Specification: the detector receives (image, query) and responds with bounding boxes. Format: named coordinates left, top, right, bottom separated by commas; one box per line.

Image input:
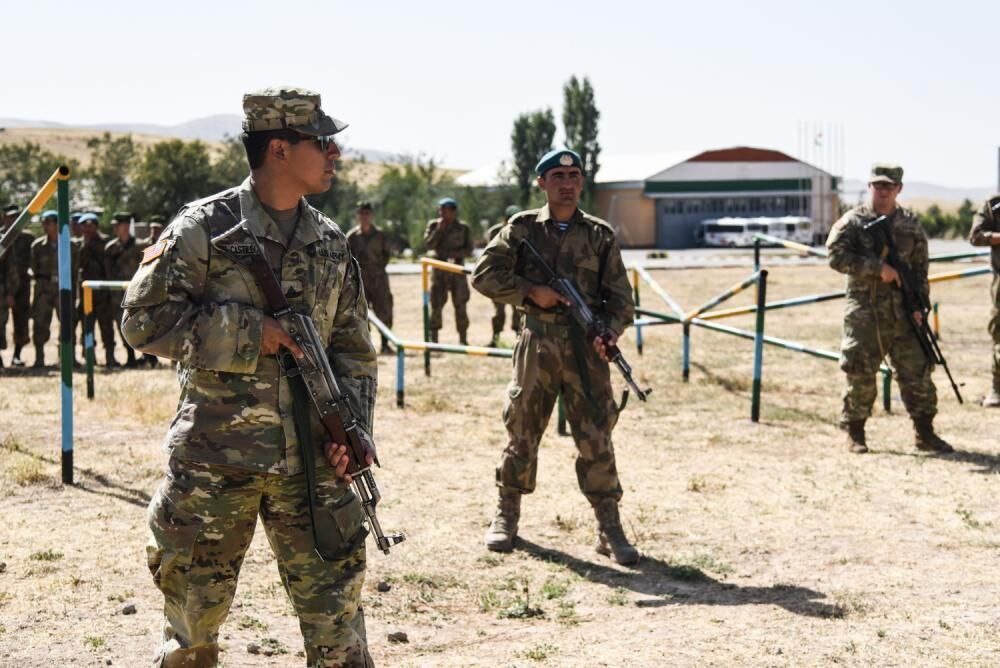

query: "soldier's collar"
left=535, top=204, right=581, bottom=225
left=240, top=177, right=324, bottom=250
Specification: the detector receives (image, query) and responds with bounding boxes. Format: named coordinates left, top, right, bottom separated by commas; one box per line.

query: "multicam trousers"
left=839, top=294, right=937, bottom=423
left=147, top=457, right=372, bottom=668
left=496, top=319, right=623, bottom=505
left=429, top=270, right=469, bottom=335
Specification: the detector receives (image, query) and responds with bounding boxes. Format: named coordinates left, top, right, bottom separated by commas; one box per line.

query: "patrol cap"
left=41, top=209, right=58, bottom=221
left=79, top=213, right=99, bottom=224
left=356, top=200, right=374, bottom=211
left=3, top=204, right=19, bottom=216
left=242, top=86, right=348, bottom=137
left=535, top=148, right=583, bottom=176
left=504, top=205, right=520, bottom=218
left=438, top=197, right=458, bottom=209
left=112, top=211, right=134, bottom=224
left=149, top=214, right=166, bottom=224
left=870, top=164, right=903, bottom=185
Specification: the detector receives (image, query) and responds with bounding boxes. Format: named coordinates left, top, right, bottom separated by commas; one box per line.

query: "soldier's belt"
left=524, top=315, right=574, bottom=337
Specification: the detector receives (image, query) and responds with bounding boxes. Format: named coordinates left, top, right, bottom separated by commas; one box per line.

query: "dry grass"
left=0, top=261, right=997, bottom=666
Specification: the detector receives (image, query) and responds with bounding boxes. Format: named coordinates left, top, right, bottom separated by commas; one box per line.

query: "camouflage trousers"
left=11, top=282, right=30, bottom=347
left=361, top=270, right=393, bottom=329
left=491, top=302, right=522, bottom=337
left=497, top=320, right=623, bottom=505
left=32, top=281, right=73, bottom=346
left=989, top=274, right=1000, bottom=392
left=429, top=270, right=469, bottom=335
left=839, top=295, right=937, bottom=423
left=147, top=457, right=372, bottom=668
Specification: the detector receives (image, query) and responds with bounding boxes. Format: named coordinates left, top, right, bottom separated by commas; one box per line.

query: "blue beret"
left=41, top=209, right=58, bottom=220
left=438, top=197, right=458, bottom=208
left=70, top=212, right=82, bottom=222
left=79, top=213, right=99, bottom=224
left=535, top=148, right=583, bottom=176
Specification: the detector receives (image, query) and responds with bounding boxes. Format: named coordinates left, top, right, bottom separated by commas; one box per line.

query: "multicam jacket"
left=826, top=204, right=930, bottom=304
left=472, top=204, right=634, bottom=336
left=969, top=195, right=1000, bottom=274
left=423, top=218, right=472, bottom=263
left=121, top=177, right=376, bottom=475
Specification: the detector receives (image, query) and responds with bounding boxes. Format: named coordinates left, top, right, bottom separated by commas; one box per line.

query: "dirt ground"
left=0, top=259, right=997, bottom=667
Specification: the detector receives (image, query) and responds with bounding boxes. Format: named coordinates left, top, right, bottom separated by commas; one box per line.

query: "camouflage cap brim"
left=869, top=174, right=898, bottom=184
left=290, top=110, right=348, bottom=137
left=242, top=110, right=348, bottom=136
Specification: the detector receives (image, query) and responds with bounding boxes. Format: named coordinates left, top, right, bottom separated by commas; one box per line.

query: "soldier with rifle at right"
left=827, top=164, right=955, bottom=454
left=473, top=148, right=647, bottom=565
left=968, top=195, right=1000, bottom=407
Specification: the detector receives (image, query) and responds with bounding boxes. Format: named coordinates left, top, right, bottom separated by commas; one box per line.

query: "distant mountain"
left=0, top=115, right=399, bottom=163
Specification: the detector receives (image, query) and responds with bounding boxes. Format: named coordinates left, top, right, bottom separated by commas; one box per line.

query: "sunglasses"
left=297, top=134, right=339, bottom=152
left=869, top=181, right=898, bottom=191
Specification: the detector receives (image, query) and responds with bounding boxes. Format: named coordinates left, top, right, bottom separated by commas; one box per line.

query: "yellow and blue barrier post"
left=750, top=270, right=768, bottom=422
left=0, top=166, right=70, bottom=259
left=81, top=280, right=130, bottom=399
left=56, top=169, right=73, bottom=484
left=421, top=262, right=431, bottom=376
left=631, top=268, right=643, bottom=355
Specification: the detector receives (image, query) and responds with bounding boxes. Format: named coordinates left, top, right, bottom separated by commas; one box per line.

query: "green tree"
left=305, top=145, right=364, bottom=231
left=372, top=156, right=454, bottom=251
left=562, top=75, right=601, bottom=208
left=510, top=109, right=556, bottom=208
left=0, top=140, right=82, bottom=209
left=956, top=198, right=975, bottom=237
left=85, top=132, right=139, bottom=218
left=209, top=135, right=250, bottom=192
left=129, top=140, right=215, bottom=218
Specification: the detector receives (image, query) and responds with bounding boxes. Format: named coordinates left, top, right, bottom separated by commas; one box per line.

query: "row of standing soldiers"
left=346, top=199, right=523, bottom=352
left=0, top=206, right=164, bottom=368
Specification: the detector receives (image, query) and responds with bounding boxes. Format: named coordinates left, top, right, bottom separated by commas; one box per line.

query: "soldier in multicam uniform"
left=827, top=164, right=953, bottom=454
left=3, top=204, right=35, bottom=366
left=485, top=205, right=523, bottom=347
left=29, top=210, right=80, bottom=368
left=122, top=87, right=377, bottom=668
left=346, top=201, right=394, bottom=353
left=105, top=212, right=147, bottom=367
left=969, top=196, right=1000, bottom=407
left=423, top=197, right=472, bottom=344
left=78, top=213, right=117, bottom=366
left=472, top=148, right=640, bottom=565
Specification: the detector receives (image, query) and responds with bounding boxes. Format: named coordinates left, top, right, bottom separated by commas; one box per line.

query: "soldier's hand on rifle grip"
left=323, top=442, right=374, bottom=484
left=527, top=285, right=570, bottom=309
left=262, top=317, right=304, bottom=359
left=593, top=331, right=618, bottom=363
left=913, top=311, right=924, bottom=327
left=879, top=262, right=902, bottom=287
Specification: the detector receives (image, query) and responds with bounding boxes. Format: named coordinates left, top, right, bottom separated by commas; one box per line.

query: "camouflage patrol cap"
left=536, top=148, right=583, bottom=176
left=112, top=211, right=134, bottom=224
left=504, top=205, right=520, bottom=218
left=149, top=214, right=166, bottom=224
left=2, top=204, right=19, bottom=216
left=242, top=86, right=348, bottom=137
left=870, top=164, right=903, bottom=185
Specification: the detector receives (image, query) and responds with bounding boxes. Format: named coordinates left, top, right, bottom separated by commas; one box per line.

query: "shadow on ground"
left=517, top=538, right=844, bottom=619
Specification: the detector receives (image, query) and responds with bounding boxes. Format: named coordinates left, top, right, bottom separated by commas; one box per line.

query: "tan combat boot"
left=844, top=420, right=868, bottom=454
left=484, top=490, right=521, bottom=552
left=593, top=499, right=640, bottom=565
left=982, top=388, right=1000, bottom=408
left=913, top=417, right=954, bottom=453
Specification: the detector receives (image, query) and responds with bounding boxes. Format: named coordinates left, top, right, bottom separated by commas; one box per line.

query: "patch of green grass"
left=497, top=578, right=544, bottom=620
left=606, top=587, right=629, bottom=606
left=553, top=515, right=580, bottom=532
left=555, top=600, right=580, bottom=626
left=84, top=635, right=105, bottom=649
left=956, top=507, right=991, bottom=530
left=477, top=554, right=502, bottom=568
left=107, top=589, right=135, bottom=603
left=238, top=615, right=269, bottom=632
left=0, top=592, right=11, bottom=608
left=260, top=637, right=288, bottom=655
left=29, top=549, right=63, bottom=562
left=687, top=475, right=708, bottom=493
left=519, top=643, right=557, bottom=661
left=541, top=577, right=570, bottom=600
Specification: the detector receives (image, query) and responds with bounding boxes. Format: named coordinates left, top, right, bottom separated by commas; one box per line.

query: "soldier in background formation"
left=0, top=212, right=17, bottom=368
left=347, top=201, right=394, bottom=353
left=969, top=195, right=1000, bottom=407
left=147, top=214, right=165, bottom=243
left=485, top=204, right=523, bottom=347
left=473, top=148, right=640, bottom=565
left=423, top=197, right=472, bottom=344
left=78, top=213, right=117, bottom=367
left=3, top=204, right=34, bottom=366
left=105, top=211, right=152, bottom=368
left=827, top=164, right=953, bottom=454
left=29, top=210, right=80, bottom=368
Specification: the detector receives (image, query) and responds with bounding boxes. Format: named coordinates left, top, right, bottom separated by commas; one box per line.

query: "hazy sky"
left=4, top=1, right=998, bottom=186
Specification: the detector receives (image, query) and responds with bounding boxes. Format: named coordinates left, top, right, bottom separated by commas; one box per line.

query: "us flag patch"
left=141, top=238, right=174, bottom=264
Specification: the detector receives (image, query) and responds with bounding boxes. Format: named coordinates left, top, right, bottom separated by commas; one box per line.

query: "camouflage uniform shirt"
left=121, top=177, right=376, bottom=475
left=424, top=218, right=472, bottom=263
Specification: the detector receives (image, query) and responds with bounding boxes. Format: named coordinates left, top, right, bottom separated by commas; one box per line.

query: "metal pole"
left=932, top=302, right=940, bottom=339
left=882, top=369, right=892, bottom=413
left=84, top=285, right=95, bottom=399
left=422, top=263, right=431, bottom=377
left=751, top=270, right=768, bottom=422
left=682, top=322, right=691, bottom=382
left=632, top=267, right=643, bottom=355
left=57, top=175, right=73, bottom=485
left=753, top=238, right=761, bottom=272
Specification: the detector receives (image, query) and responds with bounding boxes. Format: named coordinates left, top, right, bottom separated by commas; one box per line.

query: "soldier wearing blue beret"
left=423, top=196, right=473, bottom=344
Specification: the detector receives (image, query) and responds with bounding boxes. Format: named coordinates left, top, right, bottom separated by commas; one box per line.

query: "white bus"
left=696, top=216, right=814, bottom=248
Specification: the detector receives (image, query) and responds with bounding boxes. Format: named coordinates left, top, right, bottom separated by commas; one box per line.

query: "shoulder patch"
left=141, top=238, right=175, bottom=264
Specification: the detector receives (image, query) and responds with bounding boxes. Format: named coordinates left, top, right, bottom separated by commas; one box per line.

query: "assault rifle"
left=214, top=223, right=405, bottom=555
left=519, top=239, right=651, bottom=403
left=863, top=215, right=963, bottom=403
